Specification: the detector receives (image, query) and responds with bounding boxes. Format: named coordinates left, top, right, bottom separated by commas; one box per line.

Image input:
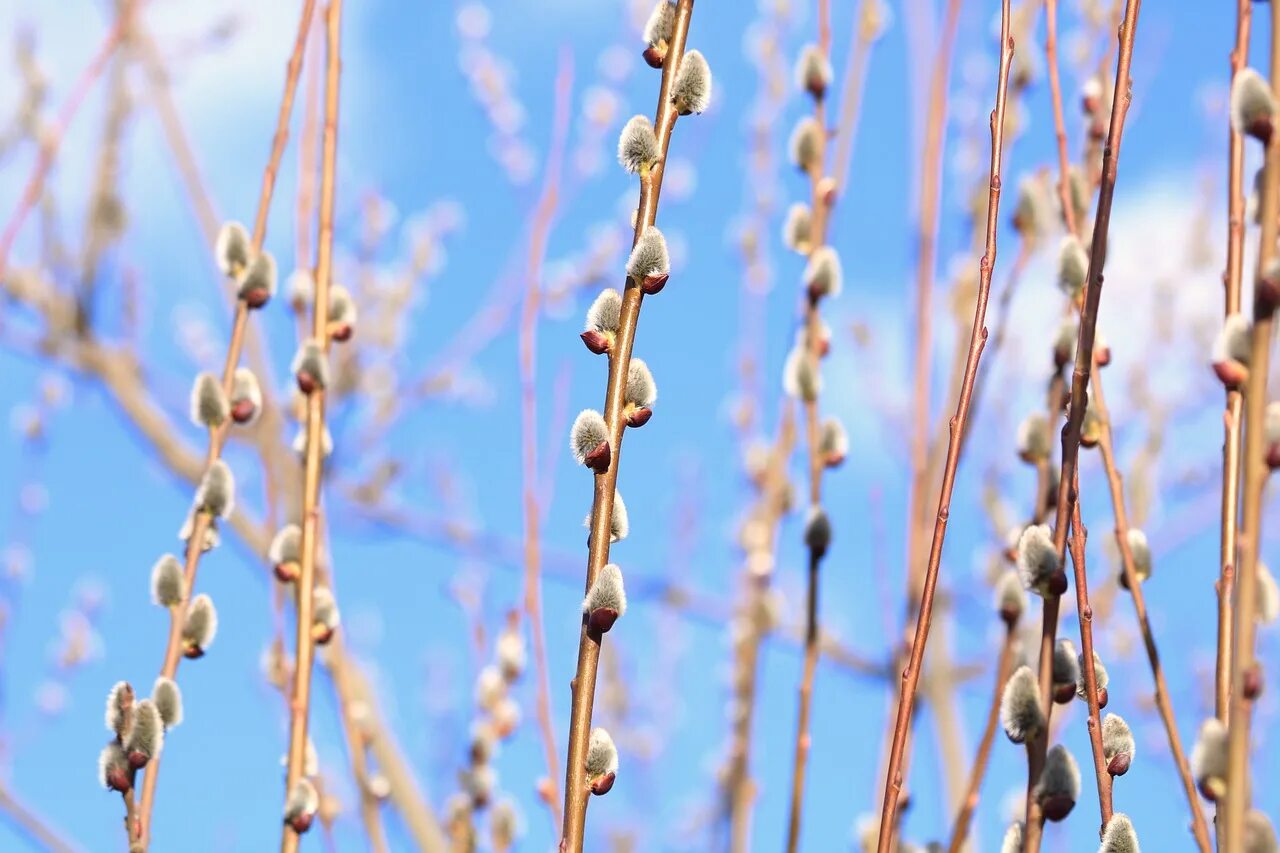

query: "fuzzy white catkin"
left=190, top=372, right=229, bottom=428
left=215, top=221, right=251, bottom=276
left=1257, top=561, right=1279, bottom=624
left=1000, top=822, right=1024, bottom=853
left=1037, top=743, right=1081, bottom=802
left=183, top=593, right=218, bottom=651
left=329, top=284, right=357, bottom=325
left=818, top=417, right=847, bottom=459
left=98, top=742, right=128, bottom=789
left=197, top=460, right=235, bottom=519
left=1191, top=718, right=1228, bottom=794
left=626, top=227, right=670, bottom=282
left=789, top=117, right=823, bottom=171
left=1126, top=528, right=1152, bottom=581
left=995, top=570, right=1026, bottom=622
left=269, top=524, right=302, bottom=566
left=496, top=628, right=526, bottom=680
left=230, top=368, right=262, bottom=422
left=643, top=1, right=674, bottom=46
left=1016, top=524, right=1060, bottom=596
left=1000, top=665, right=1044, bottom=743
left=475, top=665, right=505, bottom=710
left=583, top=564, right=627, bottom=616
left=1231, top=68, right=1276, bottom=137
left=626, top=359, right=657, bottom=407
left=794, top=44, right=832, bottom=95
left=804, top=246, right=843, bottom=298
left=292, top=339, right=331, bottom=390
left=1016, top=412, right=1051, bottom=461
left=1102, top=713, right=1134, bottom=763
left=1099, top=814, right=1140, bottom=853
left=617, top=115, right=660, bottom=174
left=585, top=288, right=622, bottom=334
left=239, top=251, right=277, bottom=301
left=291, top=425, right=333, bottom=460
left=672, top=50, right=712, bottom=114
left=782, top=345, right=821, bottom=402
left=585, top=490, right=629, bottom=543
left=1245, top=810, right=1278, bottom=853
left=1215, top=314, right=1252, bottom=365
left=284, top=779, right=319, bottom=822
left=1058, top=235, right=1088, bottom=296
left=287, top=270, right=315, bottom=306
left=1053, top=638, right=1080, bottom=687
left=152, top=677, right=183, bottom=729
left=313, top=585, right=340, bottom=631
left=125, top=699, right=164, bottom=762
left=151, top=554, right=185, bottom=607
left=570, top=410, right=609, bottom=466
left=783, top=203, right=813, bottom=252
left=586, top=727, right=618, bottom=778
left=105, top=681, right=132, bottom=737
left=1076, top=650, right=1108, bottom=699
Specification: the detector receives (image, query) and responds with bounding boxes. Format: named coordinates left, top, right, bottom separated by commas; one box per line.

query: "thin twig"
left=281, top=1, right=342, bottom=850
left=558, top=3, right=697, bottom=849
left=519, top=50, right=573, bottom=831
left=1023, top=3, right=1141, bottom=848
left=0, top=786, right=79, bottom=853
left=1091, top=360, right=1212, bottom=851
left=874, top=4, right=1014, bottom=849
left=1045, top=0, right=1077, bottom=238
left=1225, top=3, right=1280, bottom=843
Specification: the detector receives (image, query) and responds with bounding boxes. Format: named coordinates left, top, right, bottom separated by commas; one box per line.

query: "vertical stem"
left=558, top=4, right=697, bottom=849
left=874, top=4, right=1014, bottom=849
left=1045, top=0, right=1078, bottom=239
left=281, top=2, right=342, bottom=851
left=1224, top=3, right=1280, bottom=845
left=784, top=551, right=820, bottom=853
left=1023, top=3, right=1141, bottom=848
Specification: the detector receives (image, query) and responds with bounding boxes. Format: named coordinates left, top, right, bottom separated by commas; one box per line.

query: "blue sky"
left=0, top=0, right=1276, bottom=850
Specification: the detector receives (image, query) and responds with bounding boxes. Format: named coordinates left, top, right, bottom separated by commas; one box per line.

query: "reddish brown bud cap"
left=183, top=644, right=205, bottom=660
left=312, top=624, right=335, bottom=645
left=1108, top=752, right=1131, bottom=777
left=823, top=451, right=845, bottom=469
left=642, top=44, right=666, bottom=69
left=580, top=330, right=610, bottom=355
left=1041, top=792, right=1076, bottom=822
left=244, top=287, right=271, bottom=309
left=296, top=371, right=318, bottom=395
left=587, top=607, right=620, bottom=635
left=1047, top=570, right=1069, bottom=597
left=589, top=772, right=616, bottom=796
left=274, top=561, right=301, bottom=584
left=330, top=323, right=353, bottom=343
left=1247, top=116, right=1274, bottom=146
left=287, top=813, right=314, bottom=834
left=584, top=440, right=611, bottom=473
left=105, top=765, right=131, bottom=793
left=127, top=751, right=149, bottom=770
left=1096, top=345, right=1112, bottom=367
left=626, top=407, right=653, bottom=428
left=1199, top=779, right=1223, bottom=803
left=641, top=272, right=669, bottom=295
left=1052, top=682, right=1076, bottom=705
left=1267, top=443, right=1280, bottom=470
left=1243, top=664, right=1264, bottom=700
left=231, top=399, right=257, bottom=424
left=1214, top=360, right=1249, bottom=389
left=1097, top=686, right=1109, bottom=709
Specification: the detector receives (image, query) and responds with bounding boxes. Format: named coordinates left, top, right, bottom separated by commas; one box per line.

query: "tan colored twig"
left=1023, top=3, right=1141, bottom=848
left=281, top=1, right=342, bottom=850
left=1044, top=0, right=1077, bottom=239
left=1091, top=358, right=1212, bottom=851
left=1225, top=4, right=1280, bottom=846
left=1217, top=0, right=1252, bottom=728
left=519, top=51, right=573, bottom=830
left=945, top=619, right=1015, bottom=853
left=0, top=786, right=79, bottom=853
left=874, top=4, right=1014, bottom=849
left=134, top=4, right=319, bottom=848
left=559, top=3, right=698, bottom=849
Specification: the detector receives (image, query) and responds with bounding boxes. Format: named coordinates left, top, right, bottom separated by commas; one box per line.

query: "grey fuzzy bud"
left=215, top=221, right=251, bottom=276
left=125, top=699, right=164, bottom=765
left=98, top=742, right=130, bottom=792
left=151, top=554, right=185, bottom=607
left=995, top=570, right=1026, bottom=625
left=1125, top=528, right=1152, bottom=583
left=496, top=627, right=526, bottom=680
left=183, top=593, right=218, bottom=655
left=196, top=460, right=235, bottom=519
left=1001, top=665, right=1045, bottom=743
left=783, top=203, right=813, bottom=253
left=152, top=677, right=183, bottom=729
left=269, top=525, right=302, bottom=568
left=284, top=779, right=320, bottom=829
left=1245, top=810, right=1278, bottom=853
left=789, top=117, right=824, bottom=171
left=312, top=585, right=340, bottom=641
left=803, top=505, right=832, bottom=556
left=672, top=50, right=712, bottom=115
left=490, top=798, right=520, bottom=849
left=1035, top=744, right=1080, bottom=821
left=1016, top=412, right=1051, bottom=463
left=1013, top=175, right=1051, bottom=240
left=585, top=288, right=622, bottom=335
left=818, top=417, right=847, bottom=465
left=1231, top=68, right=1276, bottom=143
left=287, top=270, right=314, bottom=307
left=626, top=358, right=657, bottom=408
left=1000, top=822, right=1024, bottom=853
left=179, top=506, right=220, bottom=552
left=804, top=246, right=842, bottom=300
left=190, top=372, right=229, bottom=428
left=105, top=681, right=134, bottom=738
left=583, top=563, right=627, bottom=633
left=618, top=115, right=660, bottom=175
left=783, top=345, right=821, bottom=402
left=1215, top=314, right=1253, bottom=367
left=239, top=251, right=277, bottom=306
left=586, top=727, right=619, bottom=779
left=1258, top=562, right=1279, bottom=625
left=585, top=490, right=629, bottom=543
left=230, top=368, right=262, bottom=425
left=1076, top=650, right=1108, bottom=701
left=291, top=425, right=333, bottom=460
left=329, top=284, right=357, bottom=328
left=794, top=44, right=832, bottom=98
left=626, top=227, right=670, bottom=285
left=1102, top=713, right=1134, bottom=774
left=1055, top=318, right=1078, bottom=367
left=1066, top=166, right=1089, bottom=230
left=1053, top=638, right=1080, bottom=694
left=292, top=339, right=330, bottom=393
left=570, top=409, right=610, bottom=470
left=1058, top=235, right=1088, bottom=297
left=1099, top=814, right=1140, bottom=853
left=1192, top=718, right=1228, bottom=801
left=462, top=764, right=496, bottom=804
left=643, top=2, right=674, bottom=48
left=1017, top=524, right=1062, bottom=597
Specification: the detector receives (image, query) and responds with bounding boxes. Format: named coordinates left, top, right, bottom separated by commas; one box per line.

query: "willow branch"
left=1045, top=0, right=1077, bottom=238
left=874, top=5, right=1014, bottom=849
left=559, top=3, right=697, bottom=849
left=1023, top=3, right=1140, bottom=848
left=281, top=1, right=341, bottom=850
left=519, top=51, right=573, bottom=830
left=1225, top=3, right=1280, bottom=845
left=1091, top=361, right=1212, bottom=851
